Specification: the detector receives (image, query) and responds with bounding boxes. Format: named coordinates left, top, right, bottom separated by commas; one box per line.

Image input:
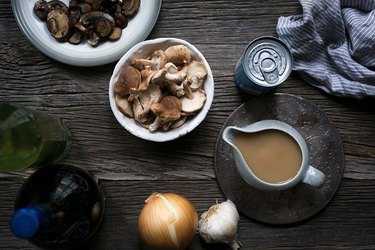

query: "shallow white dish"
left=12, top=0, right=162, bottom=67
left=109, top=38, right=214, bottom=142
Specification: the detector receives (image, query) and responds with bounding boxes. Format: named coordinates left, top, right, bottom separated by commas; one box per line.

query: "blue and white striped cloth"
left=276, top=0, right=375, bottom=98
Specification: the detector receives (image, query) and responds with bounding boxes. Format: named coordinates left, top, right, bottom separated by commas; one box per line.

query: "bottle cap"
left=11, top=207, right=42, bottom=238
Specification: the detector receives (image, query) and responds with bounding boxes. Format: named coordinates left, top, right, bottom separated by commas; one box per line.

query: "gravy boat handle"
left=302, top=165, right=326, bottom=188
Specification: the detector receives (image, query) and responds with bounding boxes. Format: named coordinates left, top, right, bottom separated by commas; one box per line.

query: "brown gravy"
left=234, top=129, right=302, bottom=184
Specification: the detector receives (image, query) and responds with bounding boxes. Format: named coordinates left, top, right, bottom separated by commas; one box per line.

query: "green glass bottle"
left=0, top=103, right=71, bottom=171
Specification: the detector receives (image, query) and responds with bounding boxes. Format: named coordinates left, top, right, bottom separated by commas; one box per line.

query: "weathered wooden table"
left=1, top=0, right=375, bottom=249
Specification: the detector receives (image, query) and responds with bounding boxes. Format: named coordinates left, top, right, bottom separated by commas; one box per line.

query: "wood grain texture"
left=1, top=0, right=375, bottom=249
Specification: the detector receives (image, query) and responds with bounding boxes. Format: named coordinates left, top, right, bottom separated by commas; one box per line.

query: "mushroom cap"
left=151, top=96, right=182, bottom=122
left=114, top=65, right=141, bottom=96
left=187, top=61, right=208, bottom=89
left=150, top=50, right=168, bottom=70
left=180, top=89, right=206, bottom=113
left=139, top=84, right=162, bottom=108
left=115, top=95, right=134, bottom=118
left=164, top=45, right=192, bottom=66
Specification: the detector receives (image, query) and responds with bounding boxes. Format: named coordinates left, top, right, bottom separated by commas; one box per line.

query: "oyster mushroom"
left=132, top=50, right=167, bottom=71
left=164, top=62, right=187, bottom=83
left=171, top=116, right=187, bottom=129
left=165, top=45, right=192, bottom=66
left=183, top=79, right=194, bottom=99
left=122, top=0, right=140, bottom=16
left=187, top=61, right=208, bottom=89
left=180, top=89, right=206, bottom=113
left=115, top=95, right=134, bottom=118
left=114, top=65, right=141, bottom=97
left=46, top=9, right=72, bottom=41
left=151, top=63, right=187, bottom=96
left=138, top=71, right=156, bottom=91
left=149, top=96, right=182, bottom=133
left=133, top=84, right=162, bottom=123
left=140, top=67, right=155, bottom=79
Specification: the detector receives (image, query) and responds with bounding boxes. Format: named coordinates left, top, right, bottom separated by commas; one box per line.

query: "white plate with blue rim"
left=12, top=0, right=162, bottom=67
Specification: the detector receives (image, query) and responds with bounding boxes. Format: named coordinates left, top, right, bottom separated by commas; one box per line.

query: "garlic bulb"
left=198, top=200, right=242, bottom=249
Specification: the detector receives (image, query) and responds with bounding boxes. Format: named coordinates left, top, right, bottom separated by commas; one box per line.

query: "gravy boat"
left=222, top=120, right=325, bottom=191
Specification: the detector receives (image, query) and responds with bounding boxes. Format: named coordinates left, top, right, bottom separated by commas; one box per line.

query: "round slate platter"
left=214, top=93, right=345, bottom=224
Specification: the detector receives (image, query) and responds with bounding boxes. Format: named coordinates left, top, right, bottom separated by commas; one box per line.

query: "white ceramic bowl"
left=109, top=38, right=214, bottom=142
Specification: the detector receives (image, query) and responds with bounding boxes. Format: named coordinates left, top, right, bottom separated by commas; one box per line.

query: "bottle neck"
left=11, top=204, right=51, bottom=239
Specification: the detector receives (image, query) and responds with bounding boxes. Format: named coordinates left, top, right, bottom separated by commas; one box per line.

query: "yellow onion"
left=138, top=192, right=198, bottom=250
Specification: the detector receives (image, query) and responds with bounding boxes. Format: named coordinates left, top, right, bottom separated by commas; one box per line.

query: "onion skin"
left=138, top=193, right=198, bottom=250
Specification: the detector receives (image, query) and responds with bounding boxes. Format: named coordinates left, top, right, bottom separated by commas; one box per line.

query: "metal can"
left=234, top=37, right=293, bottom=95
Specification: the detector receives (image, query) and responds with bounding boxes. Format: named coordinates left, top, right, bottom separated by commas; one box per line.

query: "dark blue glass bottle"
left=10, top=164, right=105, bottom=249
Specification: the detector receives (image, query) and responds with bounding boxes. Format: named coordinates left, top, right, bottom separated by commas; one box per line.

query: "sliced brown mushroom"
left=91, top=0, right=105, bottom=11
left=108, top=27, right=122, bottom=41
left=115, top=95, right=134, bottom=118
left=87, top=31, right=101, bottom=47
left=79, top=11, right=115, bottom=38
left=180, top=89, right=206, bottom=113
left=69, top=6, right=81, bottom=26
left=34, top=0, right=50, bottom=21
left=149, top=96, right=182, bottom=133
left=46, top=9, right=72, bottom=41
left=122, top=0, right=140, bottom=16
left=114, top=13, right=128, bottom=29
left=80, top=3, right=92, bottom=14
left=47, top=0, right=69, bottom=14
left=35, top=0, right=136, bottom=46
left=114, top=65, right=141, bottom=97
left=68, top=30, right=82, bottom=44
left=164, top=45, right=192, bottom=66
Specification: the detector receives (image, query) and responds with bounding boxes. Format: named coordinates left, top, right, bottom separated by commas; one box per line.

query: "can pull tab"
left=258, top=52, right=279, bottom=85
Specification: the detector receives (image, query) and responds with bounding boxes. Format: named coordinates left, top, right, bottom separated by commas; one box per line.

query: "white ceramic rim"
left=109, top=38, right=214, bottom=142
left=11, top=0, right=162, bottom=67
